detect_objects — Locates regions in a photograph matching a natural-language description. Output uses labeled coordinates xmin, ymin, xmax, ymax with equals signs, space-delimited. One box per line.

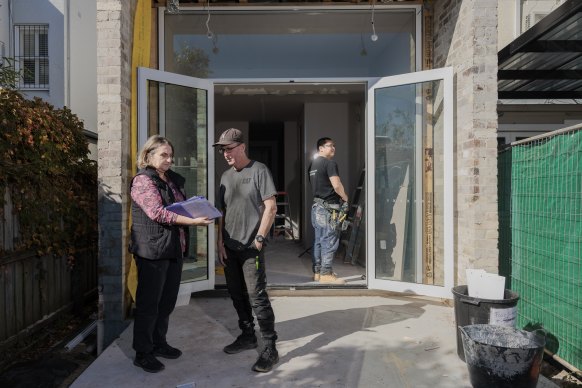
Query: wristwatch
xmin=255 ymin=235 xmax=265 ymax=243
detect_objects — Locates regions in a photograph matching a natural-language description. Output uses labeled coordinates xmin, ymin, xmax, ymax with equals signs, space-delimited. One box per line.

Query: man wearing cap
xmin=213 ymin=128 xmax=279 ymax=373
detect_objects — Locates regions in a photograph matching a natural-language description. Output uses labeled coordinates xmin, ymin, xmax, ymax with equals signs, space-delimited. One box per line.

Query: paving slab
xmin=70 ymin=292 xmax=557 ymax=388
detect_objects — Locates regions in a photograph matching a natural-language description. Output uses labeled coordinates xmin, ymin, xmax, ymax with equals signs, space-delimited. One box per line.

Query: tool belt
xmin=313 ymin=197 xmax=340 ymax=210
xmin=314 ymin=198 xmax=348 ymax=231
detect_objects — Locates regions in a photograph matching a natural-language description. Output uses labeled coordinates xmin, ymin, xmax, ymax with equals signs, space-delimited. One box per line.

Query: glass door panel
xmin=138 ymin=67 xmax=215 ymax=295
xmin=367 ymin=68 xmax=453 ymax=298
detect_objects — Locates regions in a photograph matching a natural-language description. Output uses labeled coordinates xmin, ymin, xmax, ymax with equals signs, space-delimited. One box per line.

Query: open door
xmin=138 ymin=67 xmax=215 ymax=304
xmin=367 ymin=67 xmax=454 ymax=298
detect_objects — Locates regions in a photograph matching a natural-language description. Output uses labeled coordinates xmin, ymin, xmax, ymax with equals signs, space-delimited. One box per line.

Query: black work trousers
xmin=133 ymin=256 xmax=183 ymax=354
xmin=224 ymin=247 xmax=277 ymax=343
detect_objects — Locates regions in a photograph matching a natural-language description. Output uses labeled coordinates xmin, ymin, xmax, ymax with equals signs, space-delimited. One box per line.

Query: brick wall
xmin=433 ymin=0 xmax=499 ymax=283
xmin=96 ymin=0 xmax=136 ymax=349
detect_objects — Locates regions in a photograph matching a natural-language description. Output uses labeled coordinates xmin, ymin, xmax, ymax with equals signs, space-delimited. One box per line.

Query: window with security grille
xmin=14 ymin=25 xmax=49 ymax=89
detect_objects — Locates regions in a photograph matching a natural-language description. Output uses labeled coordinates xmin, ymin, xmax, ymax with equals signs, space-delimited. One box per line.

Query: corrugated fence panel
xmin=499 ymin=124 xmax=582 ymax=370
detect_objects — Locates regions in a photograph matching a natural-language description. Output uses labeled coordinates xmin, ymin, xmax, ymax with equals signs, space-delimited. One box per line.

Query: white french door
xmin=137 ymin=67 xmax=216 ymax=303
xmin=137 ymin=66 xmax=454 ymax=299
xmin=366 ymin=67 xmax=454 ymax=298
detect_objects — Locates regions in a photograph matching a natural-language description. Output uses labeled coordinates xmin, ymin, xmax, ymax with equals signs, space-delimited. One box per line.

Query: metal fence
xmin=498 ymin=123 xmax=582 ymax=371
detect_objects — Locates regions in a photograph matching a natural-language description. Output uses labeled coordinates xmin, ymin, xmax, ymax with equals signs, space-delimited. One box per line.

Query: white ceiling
xmin=214 ymin=82 xmax=366 ymax=122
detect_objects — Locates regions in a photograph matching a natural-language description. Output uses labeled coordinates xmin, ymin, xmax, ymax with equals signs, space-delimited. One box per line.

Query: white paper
xmin=466 ymin=269 xmax=505 ymax=300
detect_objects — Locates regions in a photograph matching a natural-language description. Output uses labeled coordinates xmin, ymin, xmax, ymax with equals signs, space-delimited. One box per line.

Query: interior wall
xmin=302 ymin=102 xmax=351 ymax=248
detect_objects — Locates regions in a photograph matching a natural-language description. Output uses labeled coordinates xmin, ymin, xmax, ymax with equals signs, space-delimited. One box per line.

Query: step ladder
xmin=273 ymin=191 xmax=295 ymax=240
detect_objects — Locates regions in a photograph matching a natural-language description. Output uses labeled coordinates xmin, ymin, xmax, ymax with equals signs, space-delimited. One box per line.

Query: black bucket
xmin=460 ymin=324 xmax=546 ymax=388
xmin=452 ymin=285 xmax=520 ymax=361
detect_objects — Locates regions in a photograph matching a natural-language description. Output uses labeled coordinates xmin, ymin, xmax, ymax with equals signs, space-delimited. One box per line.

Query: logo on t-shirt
xmin=242 ymin=178 xmax=251 ymax=184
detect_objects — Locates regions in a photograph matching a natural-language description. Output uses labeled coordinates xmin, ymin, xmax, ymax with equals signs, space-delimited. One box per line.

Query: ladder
xmin=342 ymin=168 xmax=365 ymax=265
xmin=273 ymin=191 xmax=295 ymax=240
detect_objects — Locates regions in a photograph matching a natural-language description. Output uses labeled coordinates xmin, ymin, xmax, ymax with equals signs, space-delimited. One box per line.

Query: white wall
xmin=302 ymin=102 xmax=350 ymax=248
xmin=498 ymin=0 xmax=518 ymax=50
xmin=69 ymin=0 xmax=97 ymax=134
xmin=0 ymin=0 xmax=9 ymax=58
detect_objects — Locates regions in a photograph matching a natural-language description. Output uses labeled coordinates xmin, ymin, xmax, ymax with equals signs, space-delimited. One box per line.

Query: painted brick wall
xmin=433 ymin=0 xmax=499 ymax=284
xmin=97 ymin=0 xmax=136 ymax=349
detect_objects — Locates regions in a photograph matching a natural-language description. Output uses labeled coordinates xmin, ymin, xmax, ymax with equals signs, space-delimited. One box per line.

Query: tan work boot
xmin=313 ymin=273 xmax=320 ymax=281
xmin=319 ymin=273 xmax=346 ymax=284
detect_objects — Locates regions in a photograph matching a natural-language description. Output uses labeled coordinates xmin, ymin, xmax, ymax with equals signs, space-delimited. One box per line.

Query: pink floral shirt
xmin=131 ymin=173 xmax=187 ymax=253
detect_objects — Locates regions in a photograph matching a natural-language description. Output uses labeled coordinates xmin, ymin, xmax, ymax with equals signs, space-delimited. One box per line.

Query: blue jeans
xmin=311 ymin=203 xmax=340 ymax=275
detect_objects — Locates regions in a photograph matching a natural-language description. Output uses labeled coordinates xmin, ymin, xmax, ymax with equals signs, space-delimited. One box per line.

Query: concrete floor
xmin=70 ymin=239 xmax=557 ymax=388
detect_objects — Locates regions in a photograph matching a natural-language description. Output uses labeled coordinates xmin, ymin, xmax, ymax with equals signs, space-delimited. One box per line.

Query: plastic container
xmin=452 ymin=285 xmax=519 ymax=361
xmin=460 ymin=324 xmax=546 ymax=388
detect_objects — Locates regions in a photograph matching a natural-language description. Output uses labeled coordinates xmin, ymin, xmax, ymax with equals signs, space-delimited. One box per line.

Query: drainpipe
xmin=8 ymin=0 xmax=12 ymax=57
xmin=97 ymin=284 xmax=104 ymax=355
xmin=64 ymin=0 xmax=70 ymax=107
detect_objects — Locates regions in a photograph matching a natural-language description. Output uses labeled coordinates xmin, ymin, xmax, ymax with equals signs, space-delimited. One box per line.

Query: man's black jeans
xmin=224 ymin=246 xmax=277 ymax=342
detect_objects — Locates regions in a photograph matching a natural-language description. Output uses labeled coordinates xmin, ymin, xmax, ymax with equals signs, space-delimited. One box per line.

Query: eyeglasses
xmin=323 ymin=143 xmax=336 ymax=148
xmin=218 ymin=143 xmax=242 ymax=154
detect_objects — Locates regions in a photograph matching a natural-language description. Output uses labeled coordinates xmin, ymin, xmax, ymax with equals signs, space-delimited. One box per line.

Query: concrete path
xmin=70 ymin=291 xmax=557 ymax=388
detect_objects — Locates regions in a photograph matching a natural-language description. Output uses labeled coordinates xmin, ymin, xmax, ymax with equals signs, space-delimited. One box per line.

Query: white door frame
xmin=366 ymin=67 xmax=455 ymax=299
xmin=139 ymin=68 xmax=454 ymax=299
xmin=137 ymin=67 xmax=216 ymax=304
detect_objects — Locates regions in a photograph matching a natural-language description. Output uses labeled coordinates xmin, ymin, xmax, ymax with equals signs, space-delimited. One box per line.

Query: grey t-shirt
xmin=218 ymin=160 xmax=277 ymax=250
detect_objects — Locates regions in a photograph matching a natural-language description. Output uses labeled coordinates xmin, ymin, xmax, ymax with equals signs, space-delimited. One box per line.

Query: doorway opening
xmin=213 ymin=82 xmax=368 ymax=288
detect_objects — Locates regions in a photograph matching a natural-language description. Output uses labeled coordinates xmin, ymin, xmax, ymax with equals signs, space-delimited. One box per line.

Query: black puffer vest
xmin=129 ymin=167 xmax=187 ymax=260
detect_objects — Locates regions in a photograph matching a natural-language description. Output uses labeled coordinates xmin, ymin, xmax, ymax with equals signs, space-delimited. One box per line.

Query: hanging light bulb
xmin=370 ymin=0 xmax=379 ymax=42
xmin=205 ymin=0 xmax=218 ymax=54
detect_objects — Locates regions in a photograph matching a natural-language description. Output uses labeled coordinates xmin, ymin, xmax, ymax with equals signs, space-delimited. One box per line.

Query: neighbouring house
xmin=0 ymin=0 xmax=98 ymax=158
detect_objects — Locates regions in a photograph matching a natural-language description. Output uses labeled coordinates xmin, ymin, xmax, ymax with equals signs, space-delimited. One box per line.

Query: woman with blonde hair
xmin=129 ymin=135 xmax=212 ymax=373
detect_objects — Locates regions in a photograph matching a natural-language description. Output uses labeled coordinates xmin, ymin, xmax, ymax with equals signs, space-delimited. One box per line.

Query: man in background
xmin=308 ymin=137 xmax=349 ymax=284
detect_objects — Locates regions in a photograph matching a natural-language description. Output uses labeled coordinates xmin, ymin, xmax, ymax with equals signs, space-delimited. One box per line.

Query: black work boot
xmin=133 ymin=352 xmax=165 ymax=373
xmin=223 ymin=331 xmax=258 ymax=354
xmin=252 ymin=343 xmax=279 ymax=373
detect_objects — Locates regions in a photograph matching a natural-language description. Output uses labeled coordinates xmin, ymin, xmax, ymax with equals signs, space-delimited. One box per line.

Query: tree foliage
xmin=0 ymin=57 xmax=22 ymax=90
xmin=0 ymin=89 xmax=97 ymax=258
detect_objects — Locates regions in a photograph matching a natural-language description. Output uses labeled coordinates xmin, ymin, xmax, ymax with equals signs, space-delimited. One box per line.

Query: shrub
xmin=0 ymin=89 xmax=97 ymax=258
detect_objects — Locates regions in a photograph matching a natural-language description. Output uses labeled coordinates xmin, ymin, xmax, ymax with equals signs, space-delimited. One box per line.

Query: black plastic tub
xmin=460 ymin=324 xmax=546 ymax=388
xmin=452 ymin=285 xmax=520 ymax=361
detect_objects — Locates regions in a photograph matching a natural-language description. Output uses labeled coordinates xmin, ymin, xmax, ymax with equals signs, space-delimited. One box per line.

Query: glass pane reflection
xmin=164 ymin=10 xmax=416 ymax=79
xmin=374 ymin=79 xmax=444 ymax=286
xmin=147 ymin=80 xmax=209 ymax=283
